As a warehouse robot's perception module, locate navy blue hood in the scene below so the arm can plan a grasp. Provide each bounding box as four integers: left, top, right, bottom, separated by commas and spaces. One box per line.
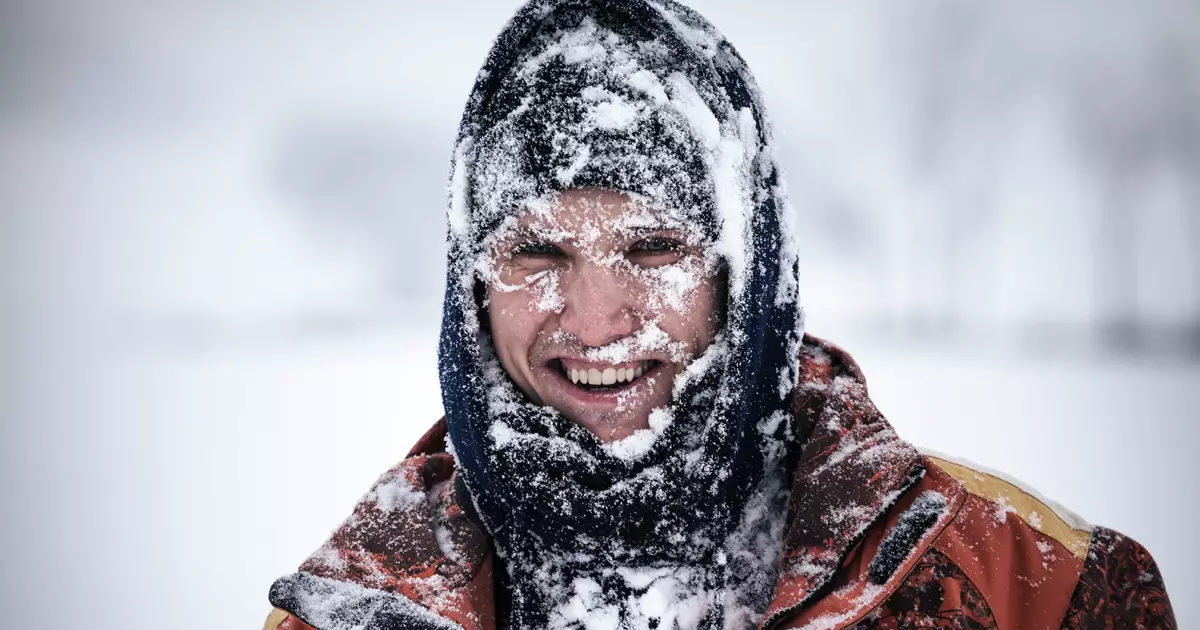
436, 1, 805, 627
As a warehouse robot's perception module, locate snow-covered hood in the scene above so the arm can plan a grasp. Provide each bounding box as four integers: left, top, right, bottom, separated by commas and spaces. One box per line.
431, 1, 813, 626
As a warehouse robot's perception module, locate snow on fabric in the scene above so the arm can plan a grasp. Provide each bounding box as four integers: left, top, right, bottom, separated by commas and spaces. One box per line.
268, 453, 494, 629
434, 1, 807, 628
267, 339, 932, 629
432, 1, 806, 624
917, 447, 1093, 533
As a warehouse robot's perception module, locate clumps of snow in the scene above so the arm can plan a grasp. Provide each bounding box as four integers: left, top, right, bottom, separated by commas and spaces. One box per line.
518, 16, 617, 77
777, 329, 804, 400
365, 468, 426, 514
602, 407, 674, 461
755, 410, 792, 472
665, 72, 721, 147
528, 270, 566, 312
585, 320, 689, 364
670, 334, 726, 399
648, 1, 720, 59
1035, 539, 1056, 569
772, 180, 801, 310
556, 144, 593, 187
490, 420, 518, 448
547, 566, 715, 630
660, 70, 755, 299
306, 542, 349, 574
277, 572, 460, 630
626, 69, 668, 104
992, 496, 1018, 525
602, 430, 655, 461
720, 417, 793, 628
478, 260, 567, 313
582, 86, 642, 130
553, 577, 620, 630
643, 256, 705, 312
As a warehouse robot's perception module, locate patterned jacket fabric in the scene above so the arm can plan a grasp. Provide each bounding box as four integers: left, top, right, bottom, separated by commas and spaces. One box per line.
266, 336, 1176, 630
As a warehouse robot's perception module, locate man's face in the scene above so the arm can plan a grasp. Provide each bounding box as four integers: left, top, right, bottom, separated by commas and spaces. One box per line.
483, 188, 724, 443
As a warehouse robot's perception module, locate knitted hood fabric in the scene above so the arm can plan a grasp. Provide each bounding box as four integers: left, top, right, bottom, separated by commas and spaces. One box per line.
436, 1, 806, 627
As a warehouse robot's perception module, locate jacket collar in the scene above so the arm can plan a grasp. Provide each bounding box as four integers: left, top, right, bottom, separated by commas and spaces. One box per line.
758, 336, 925, 627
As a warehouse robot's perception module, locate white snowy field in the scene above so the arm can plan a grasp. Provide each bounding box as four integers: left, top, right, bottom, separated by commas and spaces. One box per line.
2, 327, 1195, 630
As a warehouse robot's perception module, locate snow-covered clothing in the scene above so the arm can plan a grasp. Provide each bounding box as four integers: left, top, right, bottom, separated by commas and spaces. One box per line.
433, 0, 804, 626
265, 336, 1176, 629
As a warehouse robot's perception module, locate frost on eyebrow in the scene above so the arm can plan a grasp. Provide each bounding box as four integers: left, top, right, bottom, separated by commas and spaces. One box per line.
475, 192, 719, 317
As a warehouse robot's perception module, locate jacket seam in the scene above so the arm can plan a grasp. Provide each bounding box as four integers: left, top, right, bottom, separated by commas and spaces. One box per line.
829, 486, 970, 630
928, 497, 1003, 630
763, 463, 929, 630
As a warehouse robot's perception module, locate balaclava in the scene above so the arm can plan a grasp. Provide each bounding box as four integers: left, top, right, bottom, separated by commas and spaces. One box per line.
438, 1, 805, 628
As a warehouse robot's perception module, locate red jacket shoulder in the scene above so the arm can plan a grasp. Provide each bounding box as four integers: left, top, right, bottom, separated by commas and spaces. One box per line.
1062, 525, 1177, 629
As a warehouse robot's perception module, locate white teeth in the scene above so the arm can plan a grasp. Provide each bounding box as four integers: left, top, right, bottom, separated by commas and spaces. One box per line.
602, 368, 616, 385
566, 363, 654, 386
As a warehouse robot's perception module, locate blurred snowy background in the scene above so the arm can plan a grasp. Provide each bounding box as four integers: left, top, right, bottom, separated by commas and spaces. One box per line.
2, 0, 1198, 628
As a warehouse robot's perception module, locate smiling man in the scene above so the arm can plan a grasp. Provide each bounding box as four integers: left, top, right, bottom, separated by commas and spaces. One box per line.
265, 1, 1175, 629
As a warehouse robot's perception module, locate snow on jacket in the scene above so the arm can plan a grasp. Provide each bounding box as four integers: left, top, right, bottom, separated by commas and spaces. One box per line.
265, 335, 1177, 630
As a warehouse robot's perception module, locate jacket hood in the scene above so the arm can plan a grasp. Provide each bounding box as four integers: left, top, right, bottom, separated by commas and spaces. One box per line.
431, 1, 807, 627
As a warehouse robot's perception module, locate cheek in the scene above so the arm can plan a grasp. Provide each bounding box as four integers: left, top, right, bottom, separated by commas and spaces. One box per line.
488, 289, 531, 342
486, 282, 558, 358
672, 278, 721, 345
525, 270, 565, 313
631, 262, 723, 344
490, 270, 565, 316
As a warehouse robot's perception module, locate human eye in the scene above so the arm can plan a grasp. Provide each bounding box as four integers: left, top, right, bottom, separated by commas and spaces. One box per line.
512, 242, 563, 258
628, 236, 685, 266
507, 241, 567, 273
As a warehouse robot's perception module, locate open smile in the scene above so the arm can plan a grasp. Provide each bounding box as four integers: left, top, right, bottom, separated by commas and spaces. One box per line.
547, 358, 665, 396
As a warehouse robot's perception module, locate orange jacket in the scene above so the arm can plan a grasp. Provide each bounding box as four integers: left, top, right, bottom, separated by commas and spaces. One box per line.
265, 337, 1175, 629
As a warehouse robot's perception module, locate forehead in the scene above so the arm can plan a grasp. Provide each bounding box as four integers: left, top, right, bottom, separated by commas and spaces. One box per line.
514, 188, 690, 239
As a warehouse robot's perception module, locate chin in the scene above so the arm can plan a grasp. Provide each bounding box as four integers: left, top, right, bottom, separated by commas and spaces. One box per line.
568, 408, 652, 443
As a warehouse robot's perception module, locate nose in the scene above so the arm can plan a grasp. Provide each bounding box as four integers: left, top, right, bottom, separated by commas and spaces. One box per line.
557, 260, 638, 348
